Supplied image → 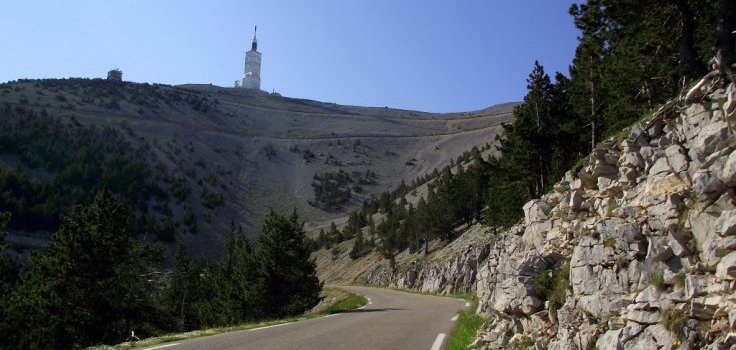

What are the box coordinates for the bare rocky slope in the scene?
[0,79,514,257]
[316,84,736,348]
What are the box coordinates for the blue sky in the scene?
[1,1,580,113]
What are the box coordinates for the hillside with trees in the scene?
[316,0,732,270]
[0,78,513,258]
[0,192,320,349]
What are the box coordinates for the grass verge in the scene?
[317,288,368,315]
[87,287,367,350]
[446,297,489,350]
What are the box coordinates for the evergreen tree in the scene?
[349,230,370,259]
[257,210,322,317]
[161,244,203,331]
[6,190,161,349]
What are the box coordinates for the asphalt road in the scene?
[145,286,469,350]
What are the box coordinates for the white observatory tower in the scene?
[241,26,261,90]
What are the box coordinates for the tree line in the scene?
[0,192,321,349]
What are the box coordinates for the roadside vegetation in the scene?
[447,300,487,350]
[86,287,367,350]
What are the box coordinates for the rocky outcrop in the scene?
[472,85,736,349]
[360,224,492,294]
[351,84,736,349]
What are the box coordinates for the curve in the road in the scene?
[144,286,468,350]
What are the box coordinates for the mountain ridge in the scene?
[0,78,516,257]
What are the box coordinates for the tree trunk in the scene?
[675,0,707,77]
[716,0,736,80]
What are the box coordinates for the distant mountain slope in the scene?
[0,78,515,257]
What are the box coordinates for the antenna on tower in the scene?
[251,25,258,51]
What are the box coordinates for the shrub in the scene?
[533,262,570,311]
[661,307,688,336]
[650,274,665,289]
[603,237,616,249]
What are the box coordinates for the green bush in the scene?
[650,274,665,289]
[533,262,570,311]
[661,307,688,336]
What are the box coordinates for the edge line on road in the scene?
[143,344,180,350]
[430,333,446,350]
[450,315,458,321]
[249,322,294,332]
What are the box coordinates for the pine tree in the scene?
[257,210,322,317]
[161,244,202,331]
[349,230,370,259]
[6,190,160,349]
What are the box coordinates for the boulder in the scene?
[595,329,623,350]
[692,169,726,201]
[664,145,689,173]
[688,121,729,165]
[621,151,645,169]
[646,324,676,349]
[724,150,736,187]
[648,157,673,178]
[569,189,584,211]
[623,309,660,324]
[722,212,736,236]
[715,251,736,280]
[523,199,551,224]
[690,296,720,320]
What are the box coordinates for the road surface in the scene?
[145,286,469,350]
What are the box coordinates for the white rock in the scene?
[648,157,672,177]
[554,181,570,193]
[624,309,660,324]
[688,121,730,164]
[685,274,705,299]
[569,189,584,211]
[665,145,689,173]
[716,251,736,280]
[621,152,645,168]
[595,329,623,350]
[647,324,676,349]
[667,231,690,257]
[522,199,550,224]
[690,296,720,320]
[722,213,736,236]
[692,169,726,201]
[635,286,662,304]
[724,151,736,187]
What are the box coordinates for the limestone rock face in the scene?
[351,86,736,349]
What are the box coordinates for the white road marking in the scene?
[323,314,339,318]
[358,296,373,310]
[465,302,471,307]
[451,315,458,321]
[250,322,293,331]
[430,333,446,350]
[144,344,180,350]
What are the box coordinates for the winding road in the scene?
[144,286,469,350]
